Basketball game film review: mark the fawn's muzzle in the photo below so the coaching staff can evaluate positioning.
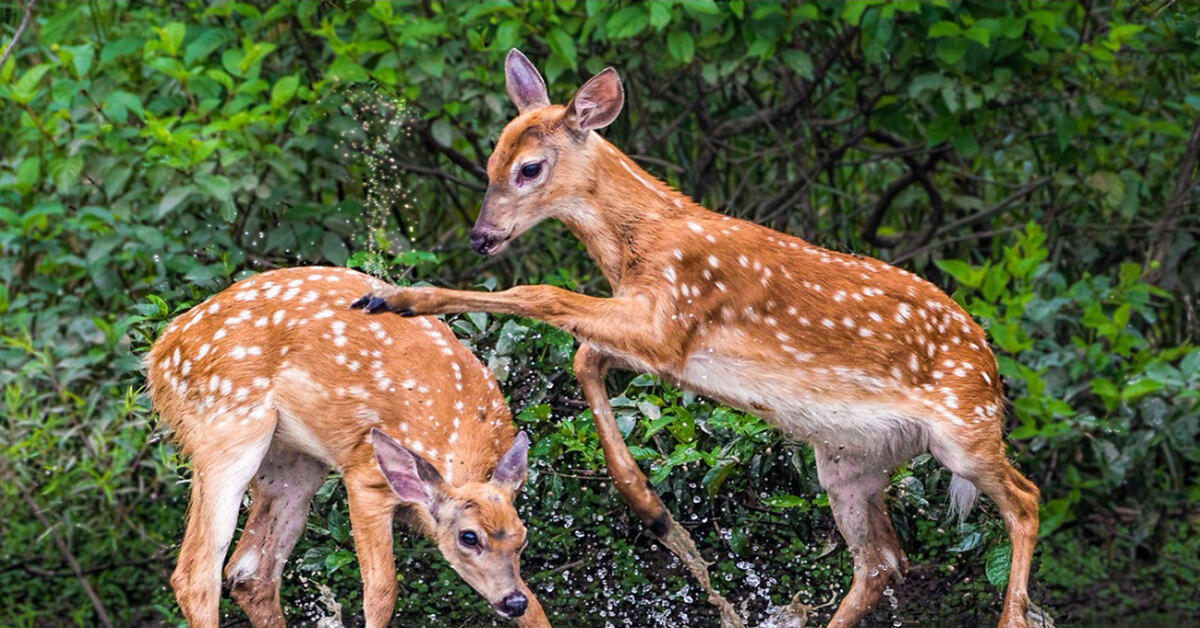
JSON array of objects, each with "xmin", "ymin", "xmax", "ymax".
[{"xmin": 495, "ymin": 591, "xmax": 528, "ymax": 618}]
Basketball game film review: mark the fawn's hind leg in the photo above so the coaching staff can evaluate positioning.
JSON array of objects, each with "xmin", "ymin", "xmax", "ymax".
[
  {"xmin": 225, "ymin": 447, "xmax": 327, "ymax": 627},
  {"xmin": 816, "ymin": 444, "xmax": 909, "ymax": 627},
  {"xmin": 172, "ymin": 421, "xmax": 273, "ymax": 628},
  {"xmin": 931, "ymin": 433, "xmax": 1040, "ymax": 628}
]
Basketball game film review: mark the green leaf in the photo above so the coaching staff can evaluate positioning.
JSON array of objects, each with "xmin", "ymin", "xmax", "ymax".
[
  {"xmin": 50, "ymin": 155, "xmax": 84, "ymax": 190},
  {"xmin": 10, "ymin": 63, "xmax": 52, "ymax": 103},
  {"xmin": 666, "ymin": 31, "xmax": 695, "ymax": 64},
  {"xmin": 935, "ymin": 259, "xmax": 982, "ymax": 288},
  {"xmin": 936, "ymin": 38, "xmax": 969, "ymax": 64},
  {"xmin": 548, "ymin": 28, "xmax": 578, "ymax": 69},
  {"xmin": 780, "ymin": 49, "xmax": 813, "ymax": 79},
  {"xmin": 985, "ymin": 544, "xmax": 1011, "ymax": 587},
  {"xmin": 156, "ymin": 186, "xmax": 197, "ymax": 220},
  {"xmin": 949, "ymin": 531, "xmax": 982, "ymax": 552},
  {"xmin": 964, "ymin": 26, "xmax": 991, "ymax": 48},
  {"xmin": 103, "ymin": 90, "xmax": 145, "ymax": 121},
  {"xmin": 1121, "ymin": 378, "xmax": 1163, "ymax": 402},
  {"xmin": 270, "ymin": 74, "xmax": 299, "ymax": 108},
  {"xmin": 431, "ymin": 118, "xmax": 453, "ymax": 147},
  {"xmin": 416, "ymin": 49, "xmax": 445, "ymax": 78},
  {"xmin": 680, "ymin": 0, "xmax": 719, "ymax": 16},
  {"xmin": 607, "ymin": 6, "xmax": 649, "ymax": 40},
  {"xmin": 763, "ymin": 494, "xmax": 809, "ymax": 509},
  {"xmin": 648, "ymin": 1, "xmax": 672, "ymax": 29},
  {"xmin": 324, "ymin": 549, "xmax": 355, "ymax": 573},
  {"xmin": 183, "ymin": 28, "xmax": 231, "ymax": 66},
  {"xmin": 928, "ymin": 21, "xmax": 962, "ymax": 38},
  {"xmin": 702, "ymin": 460, "xmax": 737, "ymax": 495},
  {"xmin": 16, "ymin": 158, "xmax": 40, "ymax": 194},
  {"xmin": 155, "ymin": 22, "xmax": 187, "ymax": 57},
  {"xmin": 327, "ymin": 55, "xmax": 369, "ymax": 83}
]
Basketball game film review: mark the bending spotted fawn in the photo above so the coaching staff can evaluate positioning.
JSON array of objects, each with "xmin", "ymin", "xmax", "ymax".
[
  {"xmin": 354, "ymin": 50, "xmax": 1041, "ymax": 627},
  {"xmin": 146, "ymin": 266, "xmax": 549, "ymax": 628}
]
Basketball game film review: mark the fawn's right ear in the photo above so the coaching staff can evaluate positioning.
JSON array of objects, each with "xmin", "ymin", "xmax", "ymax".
[
  {"xmin": 372, "ymin": 428, "xmax": 445, "ymax": 508},
  {"xmin": 564, "ymin": 67, "xmax": 624, "ymax": 133},
  {"xmin": 505, "ymin": 48, "xmax": 550, "ymax": 113}
]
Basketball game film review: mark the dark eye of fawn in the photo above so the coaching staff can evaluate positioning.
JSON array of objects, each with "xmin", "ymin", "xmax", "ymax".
[
  {"xmin": 520, "ymin": 162, "xmax": 541, "ymax": 178},
  {"xmin": 459, "ymin": 530, "xmax": 478, "ymax": 547}
]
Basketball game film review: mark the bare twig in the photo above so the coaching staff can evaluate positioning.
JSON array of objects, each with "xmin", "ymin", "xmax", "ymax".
[
  {"xmin": 1145, "ymin": 111, "xmax": 1200, "ymax": 283},
  {"xmin": 0, "ymin": 0, "xmax": 37, "ymax": 71},
  {"xmin": 20, "ymin": 491, "xmax": 115, "ymax": 628}
]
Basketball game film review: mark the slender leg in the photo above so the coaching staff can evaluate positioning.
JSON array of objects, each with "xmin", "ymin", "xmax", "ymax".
[
  {"xmin": 225, "ymin": 449, "xmax": 328, "ymax": 627},
  {"xmin": 930, "ymin": 437, "xmax": 1040, "ymax": 628},
  {"xmin": 815, "ymin": 445, "xmax": 907, "ymax": 627},
  {"xmin": 574, "ymin": 344, "xmax": 744, "ymax": 628},
  {"xmin": 343, "ymin": 467, "xmax": 400, "ymax": 628},
  {"xmin": 172, "ymin": 430, "xmax": 273, "ymax": 628},
  {"xmin": 355, "ymin": 285, "xmax": 683, "ymax": 368}
]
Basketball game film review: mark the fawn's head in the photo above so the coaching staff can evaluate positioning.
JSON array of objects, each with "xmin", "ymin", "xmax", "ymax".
[
  {"xmin": 471, "ymin": 48, "xmax": 625, "ymax": 255},
  {"xmin": 372, "ymin": 429, "xmax": 535, "ymax": 619}
]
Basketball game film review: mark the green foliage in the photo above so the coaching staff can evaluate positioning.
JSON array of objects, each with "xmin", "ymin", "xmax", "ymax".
[{"xmin": 2, "ymin": 1, "xmax": 1198, "ymax": 626}]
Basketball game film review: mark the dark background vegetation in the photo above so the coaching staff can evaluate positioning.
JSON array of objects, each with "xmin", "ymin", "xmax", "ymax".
[{"xmin": 2, "ymin": 1, "xmax": 1198, "ymax": 626}]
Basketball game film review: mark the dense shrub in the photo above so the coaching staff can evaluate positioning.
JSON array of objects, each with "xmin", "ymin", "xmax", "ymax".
[{"xmin": 1, "ymin": 1, "xmax": 1197, "ymax": 626}]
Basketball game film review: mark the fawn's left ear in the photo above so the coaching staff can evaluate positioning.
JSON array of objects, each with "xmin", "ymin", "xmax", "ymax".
[
  {"xmin": 564, "ymin": 67, "xmax": 624, "ymax": 132},
  {"xmin": 372, "ymin": 428, "xmax": 446, "ymax": 508},
  {"xmin": 490, "ymin": 431, "xmax": 530, "ymax": 493},
  {"xmin": 505, "ymin": 49, "xmax": 550, "ymax": 113}
]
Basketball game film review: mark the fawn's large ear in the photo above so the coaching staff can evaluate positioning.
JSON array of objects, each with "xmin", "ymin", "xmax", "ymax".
[
  {"xmin": 564, "ymin": 67, "xmax": 624, "ymax": 132},
  {"xmin": 505, "ymin": 49, "xmax": 550, "ymax": 113},
  {"xmin": 490, "ymin": 431, "xmax": 530, "ymax": 493},
  {"xmin": 372, "ymin": 428, "xmax": 445, "ymax": 508}
]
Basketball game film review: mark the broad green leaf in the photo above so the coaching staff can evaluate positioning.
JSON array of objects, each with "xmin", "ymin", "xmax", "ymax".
[
  {"xmin": 156, "ymin": 185, "xmax": 197, "ymax": 219},
  {"xmin": 985, "ymin": 545, "xmax": 1011, "ymax": 587},
  {"xmin": 607, "ymin": 6, "xmax": 648, "ymax": 40},
  {"xmin": 103, "ymin": 90, "xmax": 144, "ymax": 120},
  {"xmin": 548, "ymin": 28, "xmax": 578, "ymax": 69},
  {"xmin": 1121, "ymin": 378, "xmax": 1163, "ymax": 402},
  {"xmin": 667, "ymin": 31, "xmax": 694, "ymax": 64},
  {"xmin": 184, "ymin": 28, "xmax": 231, "ymax": 65},
  {"xmin": 10, "ymin": 63, "xmax": 53, "ymax": 103},
  {"xmin": 648, "ymin": 1, "xmax": 672, "ymax": 29},
  {"xmin": 935, "ymin": 259, "xmax": 981, "ymax": 288},
  {"xmin": 270, "ymin": 74, "xmax": 299, "ymax": 107},
  {"xmin": 327, "ymin": 55, "xmax": 369, "ymax": 83},
  {"xmin": 928, "ymin": 21, "xmax": 962, "ymax": 38},
  {"xmin": 936, "ymin": 38, "xmax": 969, "ymax": 64}
]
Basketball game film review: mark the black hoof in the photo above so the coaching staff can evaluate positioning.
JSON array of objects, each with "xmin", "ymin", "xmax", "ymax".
[
  {"xmin": 398, "ymin": 307, "xmax": 415, "ymax": 317},
  {"xmin": 364, "ymin": 296, "xmax": 390, "ymax": 314},
  {"xmin": 349, "ymin": 295, "xmax": 372, "ymax": 309}
]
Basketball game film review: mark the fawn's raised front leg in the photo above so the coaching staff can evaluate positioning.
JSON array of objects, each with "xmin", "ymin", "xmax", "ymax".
[{"xmin": 352, "ymin": 285, "xmax": 682, "ymax": 366}]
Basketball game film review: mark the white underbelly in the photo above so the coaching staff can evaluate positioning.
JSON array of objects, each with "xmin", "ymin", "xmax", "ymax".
[{"xmin": 678, "ymin": 352, "xmax": 927, "ymax": 453}]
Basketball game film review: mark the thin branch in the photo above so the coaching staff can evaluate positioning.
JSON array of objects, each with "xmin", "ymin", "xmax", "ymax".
[
  {"xmin": 0, "ymin": 0, "xmax": 37, "ymax": 71},
  {"xmin": 1146, "ymin": 110, "xmax": 1200, "ymax": 283},
  {"xmin": 20, "ymin": 491, "xmax": 115, "ymax": 628},
  {"xmin": 709, "ymin": 25, "xmax": 857, "ymax": 139}
]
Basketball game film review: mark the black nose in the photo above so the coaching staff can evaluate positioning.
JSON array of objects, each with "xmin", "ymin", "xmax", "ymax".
[
  {"xmin": 500, "ymin": 592, "xmax": 527, "ymax": 618},
  {"xmin": 469, "ymin": 230, "xmax": 492, "ymax": 255}
]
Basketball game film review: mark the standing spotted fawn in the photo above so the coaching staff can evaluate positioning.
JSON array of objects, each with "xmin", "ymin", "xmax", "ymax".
[
  {"xmin": 354, "ymin": 50, "xmax": 1042, "ymax": 628},
  {"xmin": 146, "ymin": 266, "xmax": 550, "ymax": 628}
]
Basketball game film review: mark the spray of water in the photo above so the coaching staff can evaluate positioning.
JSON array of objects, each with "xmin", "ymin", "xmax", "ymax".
[{"xmin": 330, "ymin": 79, "xmax": 418, "ymax": 280}]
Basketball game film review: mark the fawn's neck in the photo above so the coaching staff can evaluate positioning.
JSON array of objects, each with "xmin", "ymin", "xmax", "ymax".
[{"xmin": 555, "ymin": 137, "xmax": 699, "ymax": 289}]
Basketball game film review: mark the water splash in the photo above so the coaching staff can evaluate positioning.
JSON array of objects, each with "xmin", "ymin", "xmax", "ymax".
[{"xmin": 330, "ymin": 81, "xmax": 418, "ymax": 280}]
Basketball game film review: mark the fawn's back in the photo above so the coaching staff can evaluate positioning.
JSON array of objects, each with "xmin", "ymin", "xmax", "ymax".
[{"xmin": 145, "ymin": 266, "xmax": 513, "ymax": 481}]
